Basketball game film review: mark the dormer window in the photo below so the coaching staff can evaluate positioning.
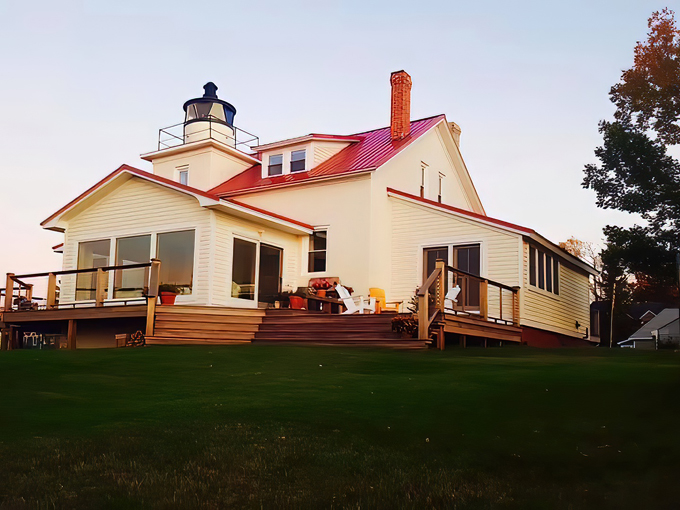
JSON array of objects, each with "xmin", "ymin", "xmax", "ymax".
[
  {"xmin": 268, "ymin": 154, "xmax": 283, "ymax": 176},
  {"xmin": 291, "ymin": 149, "xmax": 306, "ymax": 173}
]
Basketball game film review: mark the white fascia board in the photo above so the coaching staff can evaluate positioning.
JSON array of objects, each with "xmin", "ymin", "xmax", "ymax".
[{"xmin": 253, "ymin": 135, "xmax": 360, "ymax": 152}]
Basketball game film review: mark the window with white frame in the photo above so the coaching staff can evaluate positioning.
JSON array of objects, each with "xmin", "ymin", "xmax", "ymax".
[
  {"xmin": 268, "ymin": 154, "xmax": 283, "ymax": 176},
  {"xmin": 114, "ymin": 235, "xmax": 151, "ymax": 299},
  {"xmin": 76, "ymin": 239, "xmax": 111, "ymax": 301},
  {"xmin": 290, "ymin": 149, "xmax": 306, "ymax": 173},
  {"xmin": 157, "ymin": 230, "xmax": 195, "ymax": 295},
  {"xmin": 420, "ymin": 162, "xmax": 428, "ymax": 198},
  {"xmin": 529, "ymin": 246, "xmax": 559, "ymax": 295},
  {"xmin": 177, "ymin": 165, "xmax": 189, "ymax": 185},
  {"xmin": 308, "ymin": 230, "xmax": 327, "ymax": 272},
  {"xmin": 438, "ymin": 173, "xmax": 445, "ymax": 203}
]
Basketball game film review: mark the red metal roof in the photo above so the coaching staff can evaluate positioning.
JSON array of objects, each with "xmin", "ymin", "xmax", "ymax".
[
  {"xmin": 386, "ymin": 187, "xmax": 535, "ymax": 234},
  {"xmin": 211, "ymin": 115, "xmax": 445, "ymax": 197}
]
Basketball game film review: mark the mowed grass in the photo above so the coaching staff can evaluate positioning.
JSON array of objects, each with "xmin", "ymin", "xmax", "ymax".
[{"xmin": 0, "ymin": 346, "xmax": 679, "ymax": 509}]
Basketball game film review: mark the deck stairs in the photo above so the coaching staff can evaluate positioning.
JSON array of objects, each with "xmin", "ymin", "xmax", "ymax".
[
  {"xmin": 253, "ymin": 309, "xmax": 428, "ymax": 349},
  {"xmin": 145, "ymin": 305, "xmax": 265, "ymax": 345}
]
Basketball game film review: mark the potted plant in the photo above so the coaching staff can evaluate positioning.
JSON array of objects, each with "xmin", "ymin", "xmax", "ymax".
[
  {"xmin": 311, "ymin": 278, "xmax": 332, "ymax": 297},
  {"xmin": 158, "ymin": 284, "xmax": 181, "ymax": 305}
]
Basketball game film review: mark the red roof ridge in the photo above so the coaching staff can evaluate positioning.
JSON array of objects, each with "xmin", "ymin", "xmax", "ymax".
[
  {"xmin": 386, "ymin": 187, "xmax": 534, "ymax": 234},
  {"xmin": 349, "ymin": 113, "xmax": 446, "ymax": 136}
]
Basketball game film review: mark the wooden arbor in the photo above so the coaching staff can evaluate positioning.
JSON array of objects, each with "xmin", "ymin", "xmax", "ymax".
[
  {"xmin": 1, "ymin": 260, "xmax": 161, "ymax": 350},
  {"xmin": 416, "ymin": 259, "xmax": 521, "ymax": 349}
]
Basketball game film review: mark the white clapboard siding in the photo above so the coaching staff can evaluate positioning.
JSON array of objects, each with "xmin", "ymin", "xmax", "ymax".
[
  {"xmin": 521, "ymin": 242, "xmax": 590, "ymax": 337},
  {"xmin": 312, "ymin": 141, "xmax": 349, "ymax": 167},
  {"xmin": 211, "ymin": 210, "xmax": 302, "ymax": 306},
  {"xmin": 390, "ymin": 198, "xmax": 521, "ymax": 305},
  {"xmin": 61, "ymin": 177, "xmax": 212, "ymax": 305}
]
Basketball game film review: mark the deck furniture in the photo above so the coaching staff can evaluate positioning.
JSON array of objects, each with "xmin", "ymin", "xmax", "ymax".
[
  {"xmin": 289, "ymin": 295, "xmax": 307, "ymax": 310},
  {"xmin": 369, "ymin": 288, "xmax": 401, "ymax": 313},
  {"xmin": 444, "ymin": 285, "xmax": 461, "ymax": 311},
  {"xmin": 336, "ymin": 284, "xmax": 376, "ymax": 315},
  {"xmin": 304, "ymin": 293, "xmax": 345, "ymax": 314}
]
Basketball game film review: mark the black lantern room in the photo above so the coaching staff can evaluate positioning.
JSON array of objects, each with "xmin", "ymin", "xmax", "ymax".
[{"xmin": 183, "ymin": 82, "xmax": 236, "ymax": 127}]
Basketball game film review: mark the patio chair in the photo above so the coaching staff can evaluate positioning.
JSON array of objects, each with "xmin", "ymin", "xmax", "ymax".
[
  {"xmin": 336, "ymin": 284, "xmax": 376, "ymax": 314},
  {"xmin": 444, "ymin": 285, "xmax": 461, "ymax": 311},
  {"xmin": 369, "ymin": 288, "xmax": 401, "ymax": 313}
]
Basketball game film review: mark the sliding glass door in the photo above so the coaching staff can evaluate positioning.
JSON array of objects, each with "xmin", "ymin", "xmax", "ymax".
[{"xmin": 231, "ymin": 238, "xmax": 283, "ymax": 303}]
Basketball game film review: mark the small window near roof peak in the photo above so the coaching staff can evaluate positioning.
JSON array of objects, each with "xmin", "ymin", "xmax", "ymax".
[
  {"xmin": 268, "ymin": 154, "xmax": 283, "ymax": 176},
  {"xmin": 291, "ymin": 149, "xmax": 306, "ymax": 173}
]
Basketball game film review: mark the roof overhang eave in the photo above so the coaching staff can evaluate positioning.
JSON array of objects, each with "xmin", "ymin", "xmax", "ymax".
[{"xmin": 208, "ymin": 201, "xmax": 313, "ymax": 235}]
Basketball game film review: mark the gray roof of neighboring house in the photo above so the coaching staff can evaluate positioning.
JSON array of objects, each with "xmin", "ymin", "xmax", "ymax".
[{"xmin": 622, "ymin": 308, "xmax": 679, "ymax": 343}]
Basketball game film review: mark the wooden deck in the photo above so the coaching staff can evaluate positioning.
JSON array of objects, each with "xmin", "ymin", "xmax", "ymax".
[
  {"xmin": 439, "ymin": 312, "xmax": 522, "ymax": 343},
  {"xmin": 0, "ymin": 304, "xmax": 148, "ymax": 324}
]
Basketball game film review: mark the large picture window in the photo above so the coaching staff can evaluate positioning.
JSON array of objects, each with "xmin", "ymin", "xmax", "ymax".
[
  {"xmin": 308, "ymin": 231, "xmax": 327, "ymax": 273},
  {"xmin": 114, "ymin": 235, "xmax": 151, "ymax": 298},
  {"xmin": 529, "ymin": 246, "xmax": 559, "ymax": 295},
  {"xmin": 232, "ymin": 238, "xmax": 257, "ymax": 300},
  {"xmin": 76, "ymin": 239, "xmax": 111, "ymax": 301},
  {"xmin": 157, "ymin": 230, "xmax": 195, "ymax": 295}
]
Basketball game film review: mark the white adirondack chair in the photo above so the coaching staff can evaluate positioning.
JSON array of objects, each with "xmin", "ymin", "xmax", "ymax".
[
  {"xmin": 336, "ymin": 284, "xmax": 376, "ymax": 314},
  {"xmin": 444, "ymin": 285, "xmax": 461, "ymax": 311}
]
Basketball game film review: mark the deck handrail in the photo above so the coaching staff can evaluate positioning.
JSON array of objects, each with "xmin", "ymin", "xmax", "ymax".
[
  {"xmin": 13, "ymin": 262, "xmax": 152, "ymax": 280},
  {"xmin": 415, "ymin": 259, "xmax": 520, "ymax": 348},
  {"xmin": 5, "ymin": 260, "xmax": 161, "ymax": 313}
]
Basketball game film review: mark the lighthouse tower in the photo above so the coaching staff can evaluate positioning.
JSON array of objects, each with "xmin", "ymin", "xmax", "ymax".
[
  {"xmin": 141, "ymin": 83, "xmax": 259, "ymax": 191},
  {"xmin": 183, "ymin": 82, "xmax": 237, "ymax": 146}
]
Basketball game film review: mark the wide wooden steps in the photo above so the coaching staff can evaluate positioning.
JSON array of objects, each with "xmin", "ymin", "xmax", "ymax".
[
  {"xmin": 146, "ymin": 305, "xmax": 265, "ymax": 346},
  {"xmin": 253, "ymin": 310, "xmax": 428, "ymax": 349}
]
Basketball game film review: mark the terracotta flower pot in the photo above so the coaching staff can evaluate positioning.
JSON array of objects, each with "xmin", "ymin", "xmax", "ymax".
[
  {"xmin": 317, "ymin": 289, "xmax": 327, "ymax": 298},
  {"xmin": 159, "ymin": 292, "xmax": 177, "ymax": 305}
]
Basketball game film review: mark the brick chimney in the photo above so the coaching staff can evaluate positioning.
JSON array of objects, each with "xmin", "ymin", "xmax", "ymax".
[{"xmin": 390, "ymin": 70, "xmax": 412, "ymax": 141}]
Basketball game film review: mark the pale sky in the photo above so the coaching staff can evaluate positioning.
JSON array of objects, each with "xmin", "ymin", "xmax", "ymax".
[{"xmin": 0, "ymin": 0, "xmax": 669, "ymax": 280}]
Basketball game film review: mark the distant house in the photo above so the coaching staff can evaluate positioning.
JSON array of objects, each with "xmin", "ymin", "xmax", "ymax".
[
  {"xmin": 2, "ymin": 71, "xmax": 598, "ymax": 348},
  {"xmin": 619, "ymin": 308, "xmax": 679, "ymax": 349}
]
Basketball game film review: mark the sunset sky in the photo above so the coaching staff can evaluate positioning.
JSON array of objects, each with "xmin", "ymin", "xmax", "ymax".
[{"xmin": 0, "ymin": 0, "xmax": 668, "ymax": 278}]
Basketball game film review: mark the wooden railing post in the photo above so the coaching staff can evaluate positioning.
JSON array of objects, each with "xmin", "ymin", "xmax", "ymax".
[
  {"xmin": 480, "ymin": 280, "xmax": 488, "ymax": 320},
  {"xmin": 95, "ymin": 268, "xmax": 107, "ymax": 307},
  {"xmin": 4, "ymin": 274, "xmax": 14, "ymax": 311},
  {"xmin": 435, "ymin": 260, "xmax": 446, "ymax": 313},
  {"xmin": 512, "ymin": 286, "xmax": 520, "ymax": 326},
  {"xmin": 418, "ymin": 291, "xmax": 429, "ymax": 341},
  {"xmin": 146, "ymin": 259, "xmax": 161, "ymax": 338},
  {"xmin": 499, "ymin": 288, "xmax": 503, "ymax": 321},
  {"xmin": 46, "ymin": 273, "xmax": 58, "ymax": 309},
  {"xmin": 25, "ymin": 284, "xmax": 33, "ymax": 303}
]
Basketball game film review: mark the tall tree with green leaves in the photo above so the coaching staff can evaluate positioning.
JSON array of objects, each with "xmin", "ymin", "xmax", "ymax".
[{"xmin": 583, "ymin": 8, "xmax": 680, "ymax": 304}]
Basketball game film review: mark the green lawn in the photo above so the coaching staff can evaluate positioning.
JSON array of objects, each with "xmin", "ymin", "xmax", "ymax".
[{"xmin": 0, "ymin": 346, "xmax": 679, "ymax": 509}]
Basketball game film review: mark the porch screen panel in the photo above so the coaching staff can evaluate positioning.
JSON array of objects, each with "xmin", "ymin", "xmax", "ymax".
[
  {"xmin": 76, "ymin": 240, "xmax": 110, "ymax": 301},
  {"xmin": 157, "ymin": 230, "xmax": 195, "ymax": 295},
  {"xmin": 114, "ymin": 235, "xmax": 151, "ymax": 298},
  {"xmin": 232, "ymin": 238, "xmax": 257, "ymax": 300}
]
